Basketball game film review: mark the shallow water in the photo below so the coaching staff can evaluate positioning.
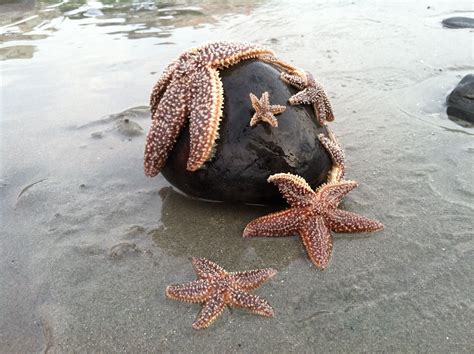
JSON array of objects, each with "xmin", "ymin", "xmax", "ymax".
[{"xmin": 1, "ymin": 0, "xmax": 473, "ymax": 352}]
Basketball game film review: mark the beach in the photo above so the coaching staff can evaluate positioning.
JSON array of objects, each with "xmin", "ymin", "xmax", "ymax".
[{"xmin": 1, "ymin": 0, "xmax": 473, "ymax": 351}]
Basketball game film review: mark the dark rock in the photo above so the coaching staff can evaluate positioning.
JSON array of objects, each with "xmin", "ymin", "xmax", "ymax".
[
  {"xmin": 447, "ymin": 74, "xmax": 474, "ymax": 124},
  {"xmin": 442, "ymin": 17, "xmax": 474, "ymax": 29},
  {"xmin": 161, "ymin": 59, "xmax": 332, "ymax": 205}
]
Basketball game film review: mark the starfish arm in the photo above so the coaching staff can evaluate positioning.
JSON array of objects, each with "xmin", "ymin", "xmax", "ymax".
[
  {"xmin": 318, "ymin": 133, "xmax": 345, "ymax": 181},
  {"xmin": 280, "ymin": 71, "xmax": 307, "ymax": 90},
  {"xmin": 243, "ymin": 208, "xmax": 303, "ymax": 238},
  {"xmin": 192, "ymin": 257, "xmax": 227, "ymax": 279},
  {"xmin": 270, "ymin": 104, "xmax": 286, "ymax": 114},
  {"xmin": 186, "ymin": 67, "xmax": 224, "ymax": 171},
  {"xmin": 267, "ymin": 173, "xmax": 316, "ymax": 208},
  {"xmin": 299, "ymin": 216, "xmax": 333, "ymax": 270},
  {"xmin": 144, "ymin": 81, "xmax": 189, "ymax": 177},
  {"xmin": 326, "ymin": 209, "xmax": 384, "ymax": 233},
  {"xmin": 316, "ymin": 180, "xmax": 358, "ymax": 208},
  {"xmin": 249, "ymin": 113, "xmax": 261, "ymax": 127},
  {"xmin": 318, "ymin": 91, "xmax": 335, "ymax": 122},
  {"xmin": 166, "ymin": 279, "xmax": 213, "ymax": 303},
  {"xmin": 288, "ymin": 88, "xmax": 313, "ymax": 106},
  {"xmin": 257, "ymin": 53, "xmax": 301, "ymax": 74},
  {"xmin": 229, "ymin": 290, "xmax": 274, "ymax": 317},
  {"xmin": 249, "ymin": 93, "xmax": 261, "ymax": 111},
  {"xmin": 228, "ymin": 268, "xmax": 277, "ymax": 291},
  {"xmin": 264, "ymin": 114, "xmax": 279, "ymax": 127},
  {"xmin": 202, "ymin": 42, "xmax": 274, "ymax": 68},
  {"xmin": 305, "ymin": 73, "xmax": 335, "ymax": 123},
  {"xmin": 149, "ymin": 60, "xmax": 180, "ymax": 118},
  {"xmin": 192, "ymin": 294, "xmax": 226, "ymax": 329},
  {"xmin": 318, "ymin": 134, "xmax": 345, "ymax": 167},
  {"xmin": 312, "ymin": 97, "xmax": 334, "ymax": 125}
]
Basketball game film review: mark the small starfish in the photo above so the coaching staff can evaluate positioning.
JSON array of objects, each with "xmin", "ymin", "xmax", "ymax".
[
  {"xmin": 281, "ymin": 71, "xmax": 335, "ymax": 126},
  {"xmin": 249, "ymin": 92, "xmax": 286, "ymax": 127},
  {"xmin": 243, "ymin": 174, "xmax": 383, "ymax": 269},
  {"xmin": 166, "ymin": 257, "xmax": 276, "ymax": 329}
]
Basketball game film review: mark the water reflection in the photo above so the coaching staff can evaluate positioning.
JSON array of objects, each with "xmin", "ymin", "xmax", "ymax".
[
  {"xmin": 0, "ymin": 0, "xmax": 263, "ymax": 58},
  {"xmin": 150, "ymin": 187, "xmax": 300, "ymax": 270}
]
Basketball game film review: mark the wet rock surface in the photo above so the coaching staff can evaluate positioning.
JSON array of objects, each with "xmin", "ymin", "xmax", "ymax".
[
  {"xmin": 161, "ymin": 59, "xmax": 332, "ymax": 204},
  {"xmin": 447, "ymin": 74, "xmax": 474, "ymax": 124},
  {"xmin": 442, "ymin": 17, "xmax": 474, "ymax": 29}
]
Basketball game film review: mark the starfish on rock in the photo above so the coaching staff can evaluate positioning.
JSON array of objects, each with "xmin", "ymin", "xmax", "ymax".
[
  {"xmin": 166, "ymin": 257, "xmax": 276, "ymax": 329},
  {"xmin": 243, "ymin": 173, "xmax": 384, "ymax": 269},
  {"xmin": 281, "ymin": 71, "xmax": 335, "ymax": 126},
  {"xmin": 249, "ymin": 92, "xmax": 286, "ymax": 127},
  {"xmin": 318, "ymin": 132, "xmax": 345, "ymax": 183},
  {"xmin": 145, "ymin": 41, "xmax": 301, "ymax": 176}
]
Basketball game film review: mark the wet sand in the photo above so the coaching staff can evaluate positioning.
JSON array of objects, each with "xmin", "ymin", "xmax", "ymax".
[{"xmin": 1, "ymin": 0, "xmax": 473, "ymax": 352}]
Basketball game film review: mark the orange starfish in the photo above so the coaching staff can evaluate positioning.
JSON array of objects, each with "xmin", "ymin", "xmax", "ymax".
[
  {"xmin": 243, "ymin": 173, "xmax": 384, "ymax": 269},
  {"xmin": 249, "ymin": 92, "xmax": 286, "ymax": 127},
  {"xmin": 166, "ymin": 257, "xmax": 276, "ymax": 329}
]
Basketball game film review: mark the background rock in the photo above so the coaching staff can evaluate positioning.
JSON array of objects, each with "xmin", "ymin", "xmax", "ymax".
[
  {"xmin": 447, "ymin": 74, "xmax": 474, "ymax": 124},
  {"xmin": 442, "ymin": 17, "xmax": 474, "ymax": 29}
]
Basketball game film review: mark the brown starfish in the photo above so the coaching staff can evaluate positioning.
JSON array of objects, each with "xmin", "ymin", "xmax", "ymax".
[
  {"xmin": 144, "ymin": 41, "xmax": 300, "ymax": 176},
  {"xmin": 166, "ymin": 257, "xmax": 276, "ymax": 329},
  {"xmin": 249, "ymin": 92, "xmax": 286, "ymax": 127},
  {"xmin": 281, "ymin": 71, "xmax": 335, "ymax": 126},
  {"xmin": 318, "ymin": 132, "xmax": 345, "ymax": 183},
  {"xmin": 243, "ymin": 173, "xmax": 384, "ymax": 269}
]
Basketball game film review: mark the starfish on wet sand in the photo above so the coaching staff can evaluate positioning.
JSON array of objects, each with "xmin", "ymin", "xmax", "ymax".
[
  {"xmin": 243, "ymin": 173, "xmax": 384, "ymax": 269},
  {"xmin": 166, "ymin": 257, "xmax": 276, "ymax": 329},
  {"xmin": 249, "ymin": 92, "xmax": 286, "ymax": 127},
  {"xmin": 281, "ymin": 71, "xmax": 335, "ymax": 126},
  {"xmin": 144, "ymin": 41, "xmax": 300, "ymax": 176}
]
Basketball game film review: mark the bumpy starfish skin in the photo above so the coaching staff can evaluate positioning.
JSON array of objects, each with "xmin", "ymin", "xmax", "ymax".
[
  {"xmin": 318, "ymin": 133, "xmax": 345, "ymax": 182},
  {"xmin": 166, "ymin": 257, "xmax": 276, "ymax": 329},
  {"xmin": 257, "ymin": 54, "xmax": 304, "ymax": 76},
  {"xmin": 249, "ymin": 92, "xmax": 286, "ymax": 127},
  {"xmin": 243, "ymin": 173, "xmax": 384, "ymax": 269},
  {"xmin": 144, "ymin": 42, "xmax": 274, "ymax": 176},
  {"xmin": 281, "ymin": 71, "xmax": 335, "ymax": 126}
]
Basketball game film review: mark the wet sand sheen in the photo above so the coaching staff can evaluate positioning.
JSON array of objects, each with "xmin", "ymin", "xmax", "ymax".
[{"xmin": 1, "ymin": 0, "xmax": 473, "ymax": 352}]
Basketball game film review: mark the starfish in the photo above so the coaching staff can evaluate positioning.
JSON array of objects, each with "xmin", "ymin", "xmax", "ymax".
[
  {"xmin": 144, "ymin": 41, "xmax": 297, "ymax": 176},
  {"xmin": 281, "ymin": 71, "xmax": 335, "ymax": 126},
  {"xmin": 318, "ymin": 131, "xmax": 345, "ymax": 183},
  {"xmin": 243, "ymin": 173, "xmax": 384, "ymax": 269},
  {"xmin": 249, "ymin": 92, "xmax": 286, "ymax": 127},
  {"xmin": 166, "ymin": 257, "xmax": 276, "ymax": 329}
]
